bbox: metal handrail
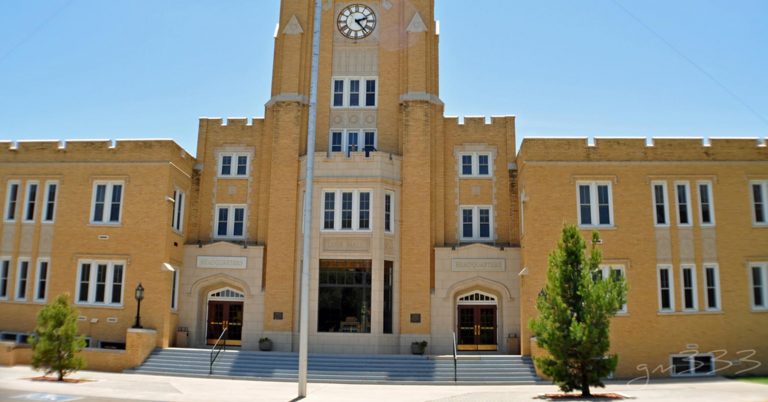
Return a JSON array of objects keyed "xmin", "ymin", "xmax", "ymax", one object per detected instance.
[
  {"xmin": 452, "ymin": 331, "xmax": 458, "ymax": 383},
  {"xmin": 209, "ymin": 327, "xmax": 229, "ymax": 375}
]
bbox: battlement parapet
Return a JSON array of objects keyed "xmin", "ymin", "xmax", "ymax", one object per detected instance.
[
  {"xmin": 443, "ymin": 115, "xmax": 516, "ymax": 132},
  {"xmin": 0, "ymin": 139, "xmax": 194, "ymax": 165},
  {"xmin": 519, "ymin": 137, "xmax": 768, "ymax": 162}
]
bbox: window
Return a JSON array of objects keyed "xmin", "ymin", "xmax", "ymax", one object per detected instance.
[
  {"xmin": 657, "ymin": 265, "xmax": 675, "ymax": 312},
  {"xmin": 170, "ymin": 269, "xmax": 179, "ymax": 311},
  {"xmin": 651, "ymin": 181, "xmax": 669, "ymax": 226},
  {"xmin": 460, "ymin": 206, "xmax": 493, "ymax": 241},
  {"xmin": 595, "ymin": 265, "xmax": 627, "ymax": 313},
  {"xmin": 680, "ymin": 264, "xmax": 698, "ymax": 311},
  {"xmin": 218, "ymin": 152, "xmax": 249, "ymax": 177},
  {"xmin": 384, "ymin": 191, "xmax": 394, "ymax": 233},
  {"xmin": 675, "ymin": 181, "xmax": 691, "ymax": 226},
  {"xmin": 703, "ymin": 264, "xmax": 720, "ymax": 311},
  {"xmin": 577, "ymin": 181, "xmax": 613, "ymax": 227},
  {"xmin": 4, "ymin": 181, "xmax": 20, "ymax": 222},
  {"xmin": 383, "ymin": 261, "xmax": 393, "ymax": 334},
  {"xmin": 750, "ymin": 263, "xmax": 768, "ymax": 310},
  {"xmin": 697, "ymin": 181, "xmax": 714, "ymax": 226},
  {"xmin": 91, "ymin": 181, "xmax": 123, "ymax": 224},
  {"xmin": 330, "ymin": 77, "xmax": 377, "ymax": 108},
  {"xmin": 331, "ymin": 131, "xmax": 343, "ymax": 152},
  {"xmin": 318, "ymin": 259, "xmax": 371, "ymax": 333},
  {"xmin": 215, "ymin": 205, "xmax": 246, "ymax": 239},
  {"xmin": 322, "ymin": 190, "xmax": 372, "ymax": 231},
  {"xmin": 458, "ymin": 152, "xmax": 492, "ymax": 177},
  {"xmin": 76, "ymin": 260, "xmax": 125, "ymax": 306},
  {"xmin": 171, "ymin": 189, "xmax": 185, "ymax": 232},
  {"xmin": 43, "ymin": 181, "xmax": 58, "ymax": 223},
  {"xmin": 329, "ymin": 130, "xmax": 376, "ymax": 156},
  {"xmin": 34, "ymin": 258, "xmax": 49, "ymax": 302},
  {"xmin": 0, "ymin": 258, "xmax": 9, "ymax": 299},
  {"xmin": 15, "ymin": 258, "xmax": 29, "ymax": 301},
  {"xmin": 751, "ymin": 181, "xmax": 768, "ymax": 225},
  {"xmin": 364, "ymin": 131, "xmax": 376, "ymax": 151},
  {"xmin": 671, "ymin": 354, "xmax": 714, "ymax": 376},
  {"xmin": 23, "ymin": 181, "xmax": 38, "ymax": 222}
]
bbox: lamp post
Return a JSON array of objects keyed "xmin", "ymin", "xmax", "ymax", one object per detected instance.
[{"xmin": 133, "ymin": 283, "xmax": 144, "ymax": 329}]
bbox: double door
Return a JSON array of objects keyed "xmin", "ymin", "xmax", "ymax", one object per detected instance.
[
  {"xmin": 457, "ymin": 305, "xmax": 497, "ymax": 351},
  {"xmin": 206, "ymin": 301, "xmax": 243, "ymax": 346}
]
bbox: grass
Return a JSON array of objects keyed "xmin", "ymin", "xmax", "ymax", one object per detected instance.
[{"xmin": 734, "ymin": 376, "xmax": 768, "ymax": 385}]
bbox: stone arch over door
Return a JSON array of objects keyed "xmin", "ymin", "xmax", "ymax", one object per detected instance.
[
  {"xmin": 453, "ymin": 285, "xmax": 504, "ymax": 351},
  {"xmin": 188, "ymin": 275, "xmax": 250, "ymax": 347}
]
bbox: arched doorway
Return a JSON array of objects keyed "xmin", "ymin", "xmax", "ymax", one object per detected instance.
[
  {"xmin": 206, "ymin": 287, "xmax": 245, "ymax": 346},
  {"xmin": 456, "ymin": 291, "xmax": 498, "ymax": 351}
]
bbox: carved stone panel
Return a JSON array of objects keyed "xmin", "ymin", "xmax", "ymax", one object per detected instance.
[{"xmin": 323, "ymin": 237, "xmax": 371, "ymax": 252}]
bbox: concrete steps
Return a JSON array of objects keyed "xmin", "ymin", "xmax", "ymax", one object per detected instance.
[{"xmin": 126, "ymin": 348, "xmax": 540, "ymax": 385}]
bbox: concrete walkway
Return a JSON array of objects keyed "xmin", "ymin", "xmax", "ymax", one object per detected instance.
[{"xmin": 0, "ymin": 366, "xmax": 766, "ymax": 402}]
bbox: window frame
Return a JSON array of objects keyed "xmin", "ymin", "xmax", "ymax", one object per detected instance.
[
  {"xmin": 0, "ymin": 257, "xmax": 10, "ymax": 300},
  {"xmin": 42, "ymin": 181, "xmax": 58, "ymax": 223},
  {"xmin": 217, "ymin": 152, "xmax": 250, "ymax": 178},
  {"xmin": 330, "ymin": 76, "xmax": 377, "ymax": 108},
  {"xmin": 696, "ymin": 180, "xmax": 715, "ymax": 226},
  {"xmin": 75, "ymin": 260, "xmax": 126, "ymax": 307},
  {"xmin": 171, "ymin": 188, "xmax": 185, "ymax": 233},
  {"xmin": 4, "ymin": 180, "xmax": 20, "ymax": 222},
  {"xmin": 651, "ymin": 180, "xmax": 669, "ymax": 227},
  {"xmin": 702, "ymin": 263, "xmax": 721, "ymax": 312},
  {"xmin": 214, "ymin": 204, "xmax": 247, "ymax": 240},
  {"xmin": 459, "ymin": 205, "xmax": 494, "ymax": 242},
  {"xmin": 15, "ymin": 258, "xmax": 30, "ymax": 301},
  {"xmin": 749, "ymin": 262, "xmax": 768, "ymax": 311},
  {"xmin": 675, "ymin": 181, "xmax": 692, "ymax": 227},
  {"xmin": 576, "ymin": 181, "xmax": 614, "ymax": 228},
  {"xmin": 34, "ymin": 258, "xmax": 50, "ymax": 303},
  {"xmin": 170, "ymin": 268, "xmax": 179, "ymax": 311},
  {"xmin": 90, "ymin": 181, "xmax": 124, "ymax": 225},
  {"xmin": 657, "ymin": 264, "xmax": 675, "ymax": 312},
  {"xmin": 680, "ymin": 264, "xmax": 698, "ymax": 312},
  {"xmin": 23, "ymin": 181, "xmax": 39, "ymax": 223},
  {"xmin": 670, "ymin": 353, "xmax": 715, "ymax": 377},
  {"xmin": 457, "ymin": 152, "xmax": 493, "ymax": 178},
  {"xmin": 321, "ymin": 189, "xmax": 373, "ymax": 232},
  {"xmin": 597, "ymin": 264, "xmax": 628, "ymax": 314},
  {"xmin": 384, "ymin": 191, "xmax": 394, "ymax": 234},
  {"xmin": 750, "ymin": 180, "xmax": 768, "ymax": 226},
  {"xmin": 328, "ymin": 129, "xmax": 376, "ymax": 155}
]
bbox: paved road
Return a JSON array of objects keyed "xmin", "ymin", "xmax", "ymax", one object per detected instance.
[{"xmin": 0, "ymin": 366, "xmax": 766, "ymax": 402}]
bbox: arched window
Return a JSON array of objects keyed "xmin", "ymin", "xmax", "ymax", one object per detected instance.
[
  {"xmin": 457, "ymin": 291, "xmax": 497, "ymax": 305},
  {"xmin": 208, "ymin": 287, "xmax": 245, "ymax": 301}
]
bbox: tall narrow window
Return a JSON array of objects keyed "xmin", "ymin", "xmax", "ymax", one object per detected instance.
[
  {"xmin": 4, "ymin": 181, "xmax": 20, "ymax": 222},
  {"xmin": 94, "ymin": 263, "xmax": 108, "ymax": 303},
  {"xmin": 383, "ymin": 261, "xmax": 393, "ymax": 334},
  {"xmin": 461, "ymin": 155, "xmax": 473, "ymax": 176},
  {"xmin": 349, "ymin": 79, "xmax": 360, "ymax": 107},
  {"xmin": 214, "ymin": 205, "xmax": 246, "ymax": 239},
  {"xmin": 698, "ymin": 181, "xmax": 714, "ymax": 225},
  {"xmin": 652, "ymin": 181, "xmax": 668, "ymax": 226},
  {"xmin": 703, "ymin": 264, "xmax": 720, "ymax": 311},
  {"xmin": 681, "ymin": 265, "xmax": 697, "ymax": 311},
  {"xmin": 236, "ymin": 156, "xmax": 248, "ymax": 176},
  {"xmin": 358, "ymin": 192, "xmax": 370, "ymax": 230},
  {"xmin": 323, "ymin": 192, "xmax": 336, "ymax": 230},
  {"xmin": 462, "ymin": 209, "xmax": 473, "ymax": 239},
  {"xmin": 24, "ymin": 182, "xmax": 38, "ymax": 222},
  {"xmin": 751, "ymin": 263, "xmax": 767, "ymax": 309},
  {"xmin": 578, "ymin": 185, "xmax": 592, "ymax": 225},
  {"xmin": 751, "ymin": 182, "xmax": 767, "ymax": 225},
  {"xmin": 478, "ymin": 154, "xmax": 490, "ymax": 176},
  {"xmin": 111, "ymin": 264, "xmax": 123, "ymax": 304},
  {"xmin": 34, "ymin": 259, "xmax": 49, "ymax": 302},
  {"xmin": 384, "ymin": 192, "xmax": 393, "ymax": 233},
  {"xmin": 220, "ymin": 155, "xmax": 232, "ymax": 176},
  {"xmin": 333, "ymin": 79, "xmax": 344, "ymax": 107},
  {"xmin": 341, "ymin": 192, "xmax": 353, "ymax": 230},
  {"xmin": 78, "ymin": 263, "xmax": 91, "ymax": 303},
  {"xmin": 658, "ymin": 265, "xmax": 674, "ymax": 312},
  {"xmin": 365, "ymin": 79, "xmax": 376, "ymax": 106},
  {"xmin": 91, "ymin": 182, "xmax": 123, "ymax": 224},
  {"xmin": 0, "ymin": 259, "xmax": 10, "ymax": 299},
  {"xmin": 331, "ymin": 131, "xmax": 343, "ymax": 153},
  {"xmin": 43, "ymin": 182, "xmax": 57, "ymax": 222},
  {"xmin": 347, "ymin": 132, "xmax": 359, "ymax": 154},
  {"xmin": 364, "ymin": 131, "xmax": 376, "ymax": 151},
  {"xmin": 170, "ymin": 268, "xmax": 178, "ymax": 310},
  {"xmin": 171, "ymin": 190, "xmax": 185, "ymax": 232},
  {"xmin": 16, "ymin": 259, "xmax": 29, "ymax": 301},
  {"xmin": 676, "ymin": 182, "xmax": 691, "ymax": 226}
]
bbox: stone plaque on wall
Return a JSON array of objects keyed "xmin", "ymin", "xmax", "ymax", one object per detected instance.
[
  {"xmin": 323, "ymin": 237, "xmax": 371, "ymax": 252},
  {"xmin": 451, "ymin": 258, "xmax": 506, "ymax": 272},
  {"xmin": 196, "ymin": 256, "xmax": 247, "ymax": 269}
]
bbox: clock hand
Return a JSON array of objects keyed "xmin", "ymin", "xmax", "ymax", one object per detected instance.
[{"xmin": 355, "ymin": 17, "xmax": 367, "ymax": 29}]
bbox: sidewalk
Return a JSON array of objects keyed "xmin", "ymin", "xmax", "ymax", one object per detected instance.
[{"xmin": 0, "ymin": 365, "xmax": 766, "ymax": 402}]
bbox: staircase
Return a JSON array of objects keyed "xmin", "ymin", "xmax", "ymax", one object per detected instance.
[{"xmin": 127, "ymin": 348, "xmax": 540, "ymax": 385}]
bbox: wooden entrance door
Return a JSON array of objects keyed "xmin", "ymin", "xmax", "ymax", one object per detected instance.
[
  {"xmin": 457, "ymin": 305, "xmax": 497, "ymax": 351},
  {"xmin": 206, "ymin": 301, "xmax": 243, "ymax": 346}
]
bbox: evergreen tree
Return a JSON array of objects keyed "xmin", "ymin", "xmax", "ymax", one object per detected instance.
[
  {"xmin": 30, "ymin": 294, "xmax": 86, "ymax": 381},
  {"xmin": 529, "ymin": 224, "xmax": 627, "ymax": 397}
]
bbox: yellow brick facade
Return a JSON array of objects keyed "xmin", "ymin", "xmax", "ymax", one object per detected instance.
[{"xmin": 0, "ymin": 0, "xmax": 765, "ymax": 378}]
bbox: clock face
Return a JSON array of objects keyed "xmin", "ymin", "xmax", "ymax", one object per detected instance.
[{"xmin": 337, "ymin": 4, "xmax": 376, "ymax": 39}]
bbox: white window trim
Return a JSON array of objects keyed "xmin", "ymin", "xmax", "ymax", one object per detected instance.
[
  {"xmin": 321, "ymin": 189, "xmax": 373, "ymax": 232},
  {"xmin": 214, "ymin": 204, "xmax": 247, "ymax": 239},
  {"xmin": 217, "ymin": 152, "xmax": 250, "ymax": 178},
  {"xmin": 749, "ymin": 180, "xmax": 768, "ymax": 226},
  {"xmin": 329, "ymin": 129, "xmax": 377, "ymax": 154},
  {"xmin": 458, "ymin": 152, "xmax": 493, "ymax": 178},
  {"xmin": 90, "ymin": 181, "xmax": 124, "ymax": 225},
  {"xmin": 749, "ymin": 262, "xmax": 768, "ymax": 311},
  {"xmin": 0, "ymin": 257, "xmax": 10, "ymax": 300},
  {"xmin": 33, "ymin": 258, "xmax": 50, "ymax": 303},
  {"xmin": 4, "ymin": 180, "xmax": 20, "ymax": 223},
  {"xmin": 330, "ymin": 76, "xmax": 378, "ymax": 108},
  {"xmin": 696, "ymin": 180, "xmax": 715, "ymax": 227},
  {"xmin": 680, "ymin": 264, "xmax": 698, "ymax": 312},
  {"xmin": 459, "ymin": 205, "xmax": 495, "ymax": 242},
  {"xmin": 576, "ymin": 181, "xmax": 614, "ymax": 228},
  {"xmin": 23, "ymin": 181, "xmax": 38, "ymax": 223},
  {"xmin": 171, "ymin": 188, "xmax": 185, "ymax": 233},
  {"xmin": 384, "ymin": 191, "xmax": 395, "ymax": 234},
  {"xmin": 15, "ymin": 258, "xmax": 30, "ymax": 301},
  {"xmin": 42, "ymin": 181, "xmax": 58, "ymax": 224},
  {"xmin": 702, "ymin": 263, "xmax": 721, "ymax": 312},
  {"xmin": 650, "ymin": 180, "xmax": 669, "ymax": 227},
  {"xmin": 657, "ymin": 264, "xmax": 675, "ymax": 312},
  {"xmin": 75, "ymin": 260, "xmax": 126, "ymax": 307},
  {"xmin": 670, "ymin": 353, "xmax": 715, "ymax": 377},
  {"xmin": 674, "ymin": 181, "xmax": 692, "ymax": 227}
]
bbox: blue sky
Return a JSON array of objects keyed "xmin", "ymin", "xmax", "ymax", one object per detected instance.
[{"xmin": 0, "ymin": 0, "xmax": 766, "ymax": 155}]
